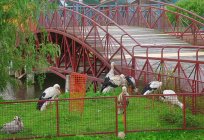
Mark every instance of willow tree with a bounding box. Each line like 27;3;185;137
0;0;59;91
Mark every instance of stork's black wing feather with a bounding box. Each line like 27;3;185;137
101;77;118;92
101;77;110;92
125;76;135;88
141;83;151;94
37;92;52;110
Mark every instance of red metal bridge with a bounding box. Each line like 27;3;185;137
33;0;204;93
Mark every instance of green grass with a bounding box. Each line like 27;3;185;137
0;87;204;140
37;130;204;140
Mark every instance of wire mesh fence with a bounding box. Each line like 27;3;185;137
0;97;117;139
58;97;117;136
124;94;204;133
1;94;204;139
69;72;87;114
0;100;57;139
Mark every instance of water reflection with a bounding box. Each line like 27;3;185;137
0;73;65;100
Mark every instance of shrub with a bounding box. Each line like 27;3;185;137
167;0;204;27
160;110;200;128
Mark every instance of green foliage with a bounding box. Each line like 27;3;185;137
36;73;46;90
175;0;204;17
0;0;60;91
160;110;200;127
154;63;175;92
167;0;204;26
83;0;100;5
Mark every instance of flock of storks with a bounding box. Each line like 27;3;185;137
100;62;183;115
1;62;183;134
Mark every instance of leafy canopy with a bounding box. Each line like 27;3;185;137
0;0;59;91
167;0;204;26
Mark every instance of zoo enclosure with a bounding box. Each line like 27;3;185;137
0;94;204;139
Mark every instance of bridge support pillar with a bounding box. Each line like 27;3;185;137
26;73;35;84
65;75;70;93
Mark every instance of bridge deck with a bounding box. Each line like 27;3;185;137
84;26;199;60
99;26;190;46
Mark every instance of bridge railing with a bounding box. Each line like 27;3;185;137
37;0;144;67
120;45;204;93
97;3;204;45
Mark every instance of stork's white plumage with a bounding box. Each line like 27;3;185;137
1;116;24;134
160;90;183;109
142;81;162;95
101;62;115;93
118;86;130;105
101;74;126;93
37;84;61;111
105;62;115;79
118;86;129;114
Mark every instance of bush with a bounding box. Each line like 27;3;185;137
167;0;204;27
160;111;200;128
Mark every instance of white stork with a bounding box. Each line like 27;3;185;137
160;90;183;109
37;84;61;111
105;62;115;79
101;74;126;93
101;62;115;92
1;116;24;134
118;86;129;114
142;81;162;95
124;76;138;93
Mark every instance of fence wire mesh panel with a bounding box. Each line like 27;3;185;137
58;97;117;136
194;94;204;114
0;101;57;139
125;94;204;133
0;97;117;139
69;72;87;113
184;94;204;129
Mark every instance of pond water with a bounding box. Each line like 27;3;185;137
0;73;65;100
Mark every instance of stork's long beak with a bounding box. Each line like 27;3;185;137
58;88;62;93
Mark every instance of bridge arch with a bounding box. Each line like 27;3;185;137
35;29;114;79
31;0;204;93
34;1;142;79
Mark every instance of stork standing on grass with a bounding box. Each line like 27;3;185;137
37;84;61;111
160;90;183;109
142;81;162;95
101;74;126;93
118;86;130;114
101;62;115;93
1;116;24;134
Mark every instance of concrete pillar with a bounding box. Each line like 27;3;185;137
26;84;35;99
65;75;70;93
25;66;35;84
8;61;15;76
26;73;35;84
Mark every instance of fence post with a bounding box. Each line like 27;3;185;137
182;95;186;129
115;97;118;136
124;95;127;134
56;100;60;136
